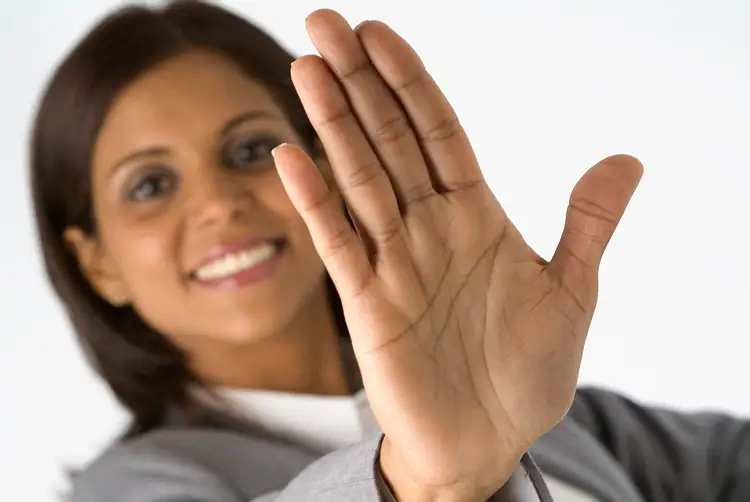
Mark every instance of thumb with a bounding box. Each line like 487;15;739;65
549;154;644;290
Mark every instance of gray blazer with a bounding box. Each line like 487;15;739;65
70;386;750;501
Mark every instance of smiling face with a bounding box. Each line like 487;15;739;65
65;50;332;353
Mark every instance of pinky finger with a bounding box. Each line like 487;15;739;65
273;143;374;299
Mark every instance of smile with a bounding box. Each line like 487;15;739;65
191;238;286;289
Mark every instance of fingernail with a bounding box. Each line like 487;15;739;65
271;143;288;159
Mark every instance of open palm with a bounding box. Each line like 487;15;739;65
274;10;643;500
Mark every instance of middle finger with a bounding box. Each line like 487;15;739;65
305;9;436;207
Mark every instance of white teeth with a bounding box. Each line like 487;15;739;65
194;242;278;281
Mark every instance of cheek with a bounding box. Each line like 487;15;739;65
106;217;182;294
108;219;190;335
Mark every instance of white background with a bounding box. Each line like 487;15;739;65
1;1;748;500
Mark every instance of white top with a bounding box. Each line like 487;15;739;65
212;386;598;502
214;387;379;454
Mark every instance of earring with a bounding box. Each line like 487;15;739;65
110;295;127;307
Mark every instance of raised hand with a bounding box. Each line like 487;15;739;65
273;10;643;501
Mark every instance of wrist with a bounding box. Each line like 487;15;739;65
378;436;508;502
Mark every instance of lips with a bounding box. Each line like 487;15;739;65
189;237;287;288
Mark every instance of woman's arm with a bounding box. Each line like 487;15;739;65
70;435;550;502
569;387;750;501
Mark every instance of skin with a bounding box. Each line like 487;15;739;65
64;51;349;395
69;8;644;501
277;11;643;501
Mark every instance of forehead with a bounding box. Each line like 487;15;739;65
93;50;283;165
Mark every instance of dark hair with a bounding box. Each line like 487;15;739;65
30;0;345;436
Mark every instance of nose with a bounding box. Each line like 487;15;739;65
189;170;252;229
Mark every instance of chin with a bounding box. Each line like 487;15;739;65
213;323;281;346
209;298;304;346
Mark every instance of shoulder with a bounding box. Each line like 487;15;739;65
70;427;314;502
70;428;241;502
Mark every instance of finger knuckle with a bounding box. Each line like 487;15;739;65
345;160;384;190
393;69;427;94
402;180;436;205
337;62;374;84
422;116;462;143
372;115;412;147
322;224;355;259
568;198;619;225
375;217;403;247
316;108;354;132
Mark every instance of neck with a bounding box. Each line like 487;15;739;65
189;281;350;396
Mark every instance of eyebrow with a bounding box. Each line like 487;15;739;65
109;110;276;175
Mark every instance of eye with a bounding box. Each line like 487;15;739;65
127;170;177;202
223;135;280;171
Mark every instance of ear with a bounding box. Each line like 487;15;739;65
63;227;131;307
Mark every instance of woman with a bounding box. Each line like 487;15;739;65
30;1;749;501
